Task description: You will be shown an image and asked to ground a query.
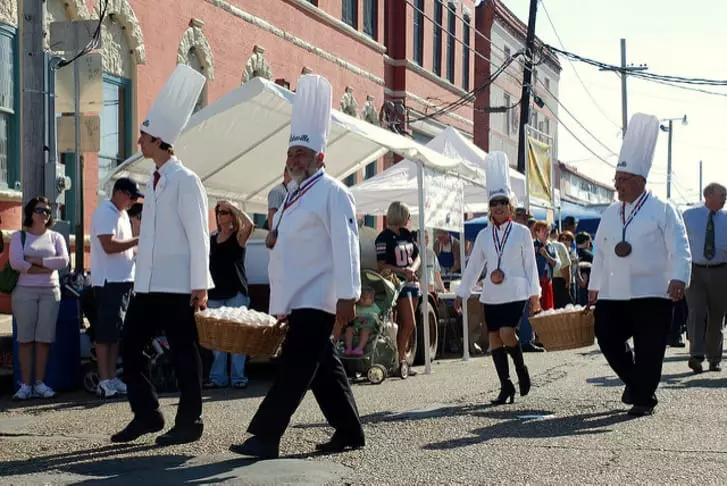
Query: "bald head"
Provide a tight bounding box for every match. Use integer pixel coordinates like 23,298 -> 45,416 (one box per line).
704,182 -> 726,212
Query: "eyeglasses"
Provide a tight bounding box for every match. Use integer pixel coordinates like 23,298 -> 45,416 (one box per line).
216,210 -> 231,216
489,199 -> 509,208
34,207 -> 51,216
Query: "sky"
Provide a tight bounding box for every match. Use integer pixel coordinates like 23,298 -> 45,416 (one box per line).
500,0 -> 727,204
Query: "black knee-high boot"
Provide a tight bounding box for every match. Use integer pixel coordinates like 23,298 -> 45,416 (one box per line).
506,345 -> 531,396
491,348 -> 515,405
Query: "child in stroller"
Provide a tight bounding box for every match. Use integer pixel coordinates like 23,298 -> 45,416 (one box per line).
343,287 -> 380,357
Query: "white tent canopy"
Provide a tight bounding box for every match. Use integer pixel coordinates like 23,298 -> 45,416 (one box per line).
350,126 -> 527,216
103,77 -> 479,214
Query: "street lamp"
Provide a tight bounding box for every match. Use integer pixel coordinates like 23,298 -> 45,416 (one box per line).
660,115 -> 688,200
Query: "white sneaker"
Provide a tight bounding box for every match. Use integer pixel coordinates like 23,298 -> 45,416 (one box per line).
111,378 -> 127,395
32,382 -> 56,399
96,380 -> 117,398
12,384 -> 32,401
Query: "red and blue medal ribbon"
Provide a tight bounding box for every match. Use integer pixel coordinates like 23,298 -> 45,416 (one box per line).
273,170 -> 325,233
492,220 -> 513,268
620,191 -> 649,240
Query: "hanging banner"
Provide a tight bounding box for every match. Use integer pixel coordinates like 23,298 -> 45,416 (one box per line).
423,167 -> 464,232
527,136 -> 553,204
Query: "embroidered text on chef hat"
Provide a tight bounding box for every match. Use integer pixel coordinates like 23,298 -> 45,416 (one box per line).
615,113 -> 660,179
288,74 -> 333,154
485,151 -> 515,204
141,64 -> 206,146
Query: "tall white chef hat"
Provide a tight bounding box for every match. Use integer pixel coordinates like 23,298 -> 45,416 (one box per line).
615,113 -> 660,179
485,151 -> 517,205
140,64 -> 206,146
288,74 -> 332,154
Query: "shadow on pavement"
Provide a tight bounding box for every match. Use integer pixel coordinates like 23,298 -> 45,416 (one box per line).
422,409 -> 634,451
585,376 -> 624,388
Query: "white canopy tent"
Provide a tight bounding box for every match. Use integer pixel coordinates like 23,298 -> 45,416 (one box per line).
102,77 -> 479,214
350,126 -> 526,216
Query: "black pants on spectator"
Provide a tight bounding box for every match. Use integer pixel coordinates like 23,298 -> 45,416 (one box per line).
595,298 -> 673,407
248,308 -> 363,444
552,277 -> 572,309
121,292 -> 202,426
669,297 -> 688,343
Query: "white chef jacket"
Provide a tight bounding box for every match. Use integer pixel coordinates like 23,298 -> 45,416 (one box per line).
268,168 -> 361,315
134,157 -> 214,294
588,191 -> 691,301
456,221 -> 541,304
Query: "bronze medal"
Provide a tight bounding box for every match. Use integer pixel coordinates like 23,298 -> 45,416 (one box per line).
490,268 -> 505,285
614,240 -> 632,257
265,230 -> 278,249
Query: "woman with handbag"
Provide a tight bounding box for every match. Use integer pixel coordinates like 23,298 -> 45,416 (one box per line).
9,196 -> 69,400
203,201 -> 255,389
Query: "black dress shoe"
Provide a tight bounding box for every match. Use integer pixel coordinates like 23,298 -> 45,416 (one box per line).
229,436 -> 279,459
621,387 -> 633,405
521,343 -> 545,353
155,420 -> 204,446
709,362 -> 722,372
627,405 -> 654,417
668,336 -> 686,347
688,357 -> 704,373
111,412 -> 165,443
315,433 -> 365,453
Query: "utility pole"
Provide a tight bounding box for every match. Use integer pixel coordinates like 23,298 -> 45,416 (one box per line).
599,39 -> 647,137
516,0 -> 538,175
21,0 -> 47,205
666,119 -> 673,200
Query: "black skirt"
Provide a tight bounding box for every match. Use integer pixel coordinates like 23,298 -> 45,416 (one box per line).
483,300 -> 527,332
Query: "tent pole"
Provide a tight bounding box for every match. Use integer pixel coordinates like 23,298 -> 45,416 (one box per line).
416,161 -> 432,375
460,204 -> 470,362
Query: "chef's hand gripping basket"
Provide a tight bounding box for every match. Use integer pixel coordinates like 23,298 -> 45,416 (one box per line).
529,306 -> 595,351
194,310 -> 288,358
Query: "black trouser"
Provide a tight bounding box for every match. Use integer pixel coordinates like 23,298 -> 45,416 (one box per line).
121,292 -> 202,426
669,297 -> 688,343
248,308 -> 363,443
552,277 -> 572,309
595,298 -> 673,407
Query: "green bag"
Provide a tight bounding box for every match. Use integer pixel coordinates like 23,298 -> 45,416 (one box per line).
0,231 -> 26,294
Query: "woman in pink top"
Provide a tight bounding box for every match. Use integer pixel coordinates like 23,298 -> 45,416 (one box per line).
9,196 -> 69,400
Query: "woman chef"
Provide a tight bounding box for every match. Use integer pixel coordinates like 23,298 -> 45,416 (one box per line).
455,152 -> 541,404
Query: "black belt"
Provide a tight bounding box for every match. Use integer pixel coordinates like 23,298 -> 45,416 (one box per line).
693,262 -> 727,269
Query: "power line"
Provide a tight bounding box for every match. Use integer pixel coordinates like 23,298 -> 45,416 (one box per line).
538,0 -> 621,131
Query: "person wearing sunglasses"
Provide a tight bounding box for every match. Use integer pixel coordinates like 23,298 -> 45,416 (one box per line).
455,152 -> 541,405
9,196 -> 69,400
90,177 -> 142,399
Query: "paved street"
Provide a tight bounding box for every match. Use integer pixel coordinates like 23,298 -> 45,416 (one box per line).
1,344 -> 726,485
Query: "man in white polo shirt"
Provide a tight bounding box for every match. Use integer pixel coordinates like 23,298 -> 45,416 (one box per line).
90,177 -> 142,398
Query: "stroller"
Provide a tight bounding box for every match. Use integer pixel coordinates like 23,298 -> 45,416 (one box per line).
78,283 -> 177,395
336,269 -> 406,384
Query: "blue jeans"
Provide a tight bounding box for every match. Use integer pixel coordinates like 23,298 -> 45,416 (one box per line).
208,293 -> 249,386
518,300 -> 535,345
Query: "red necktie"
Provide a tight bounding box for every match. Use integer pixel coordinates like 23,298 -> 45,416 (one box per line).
153,171 -> 160,190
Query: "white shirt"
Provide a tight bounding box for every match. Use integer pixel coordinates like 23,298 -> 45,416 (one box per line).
456,221 -> 541,304
135,158 -> 214,294
90,200 -> 135,286
589,191 -> 691,300
423,247 -> 441,287
268,169 -> 361,315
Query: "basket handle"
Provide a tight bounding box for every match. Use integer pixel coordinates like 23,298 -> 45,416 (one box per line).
581,305 -> 595,316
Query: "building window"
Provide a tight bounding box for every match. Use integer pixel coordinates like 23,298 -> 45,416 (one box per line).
363,0 -> 377,39
462,15 -> 471,90
365,161 -> 376,179
503,45 -> 511,64
446,3 -> 456,83
544,77 -> 551,92
503,93 -> 511,135
342,0 -> 358,28
413,0 -> 424,65
544,118 -> 550,135
99,74 -> 132,183
433,0 -> 443,76
305,0 -> 318,4
344,174 -> 356,187
0,25 -> 17,188
275,78 -> 290,89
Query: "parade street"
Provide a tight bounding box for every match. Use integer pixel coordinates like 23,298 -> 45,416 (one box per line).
0,345 -> 725,486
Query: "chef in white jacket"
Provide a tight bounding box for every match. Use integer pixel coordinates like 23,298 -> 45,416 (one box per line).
455,152 -> 541,405
588,113 -> 691,417
111,65 -> 213,445
230,74 -> 364,460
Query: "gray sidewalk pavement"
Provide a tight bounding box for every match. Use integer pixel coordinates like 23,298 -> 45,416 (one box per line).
1,344 -> 726,485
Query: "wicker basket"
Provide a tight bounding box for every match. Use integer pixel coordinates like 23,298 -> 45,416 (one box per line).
195,313 -> 287,358
529,308 -> 595,351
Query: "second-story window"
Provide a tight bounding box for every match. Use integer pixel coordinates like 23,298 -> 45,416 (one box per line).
433,0 -> 443,76
446,2 -> 456,83
343,0 -> 357,29
364,0 -> 377,39
462,14 -> 471,90
413,0 -> 424,65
